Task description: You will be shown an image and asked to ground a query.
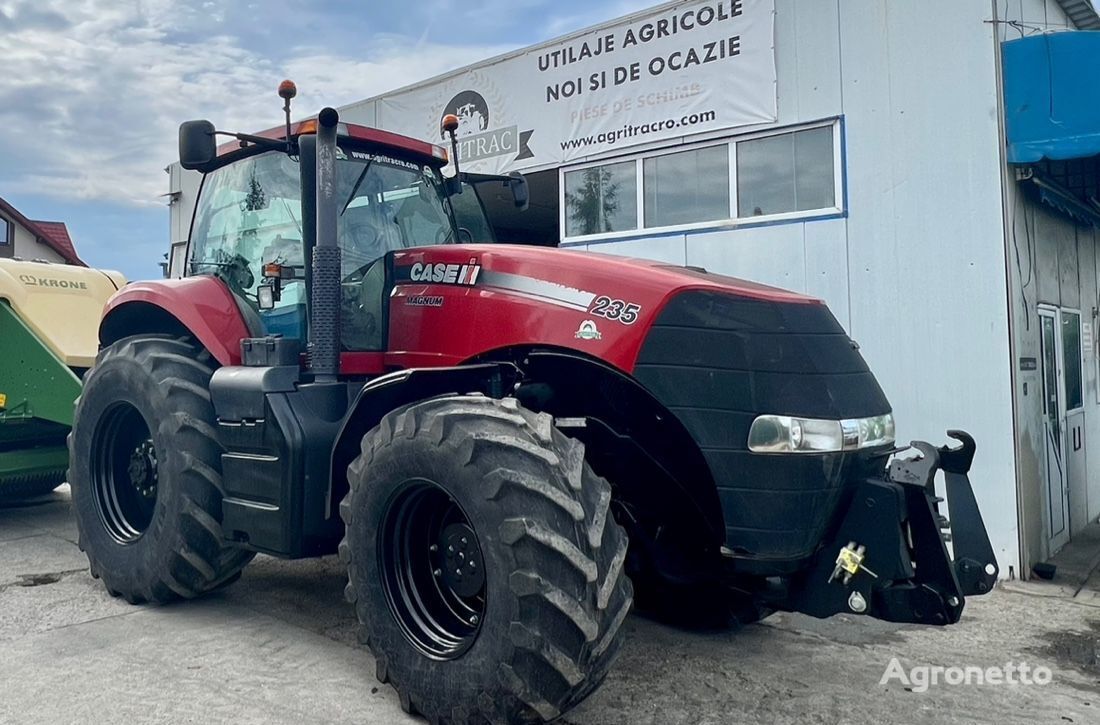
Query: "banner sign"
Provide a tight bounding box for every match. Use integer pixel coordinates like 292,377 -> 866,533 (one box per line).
373,0 -> 777,174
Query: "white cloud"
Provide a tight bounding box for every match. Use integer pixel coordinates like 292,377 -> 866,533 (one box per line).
0,1 -> 507,207
543,0 -> 661,40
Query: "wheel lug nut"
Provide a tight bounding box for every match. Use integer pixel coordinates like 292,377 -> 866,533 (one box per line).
470,615 -> 479,625
448,545 -> 454,553
433,569 -> 442,577
458,552 -> 465,561
430,544 -> 438,552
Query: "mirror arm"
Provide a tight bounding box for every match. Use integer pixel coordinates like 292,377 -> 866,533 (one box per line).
212,131 -> 292,153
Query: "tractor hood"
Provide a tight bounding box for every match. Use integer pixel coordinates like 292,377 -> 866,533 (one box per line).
387,243 -> 821,372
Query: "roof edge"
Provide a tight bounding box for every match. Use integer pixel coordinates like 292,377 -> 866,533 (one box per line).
1056,0 -> 1100,30
339,1 -> 686,114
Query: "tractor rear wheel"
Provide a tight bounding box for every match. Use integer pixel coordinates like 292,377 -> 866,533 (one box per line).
68,335 -> 253,604
341,394 -> 633,724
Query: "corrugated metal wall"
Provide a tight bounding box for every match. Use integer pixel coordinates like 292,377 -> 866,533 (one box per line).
578,0 -> 1024,575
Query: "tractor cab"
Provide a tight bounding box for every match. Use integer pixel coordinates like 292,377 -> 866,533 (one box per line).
178,84 -> 525,348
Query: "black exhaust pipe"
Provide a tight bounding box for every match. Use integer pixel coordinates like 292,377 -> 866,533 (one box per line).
310,107 -> 341,382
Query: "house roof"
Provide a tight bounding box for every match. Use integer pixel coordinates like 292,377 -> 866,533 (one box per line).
0,195 -> 84,265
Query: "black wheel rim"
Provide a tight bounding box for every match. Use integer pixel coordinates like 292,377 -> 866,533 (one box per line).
379,479 -> 486,660
91,402 -> 158,544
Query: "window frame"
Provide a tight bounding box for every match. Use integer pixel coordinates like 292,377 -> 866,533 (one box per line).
561,158 -> 641,238
559,118 -> 845,244
1061,307 -> 1084,415
0,215 -> 11,246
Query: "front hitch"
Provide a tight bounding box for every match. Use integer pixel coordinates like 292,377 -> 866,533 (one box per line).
785,430 -> 998,625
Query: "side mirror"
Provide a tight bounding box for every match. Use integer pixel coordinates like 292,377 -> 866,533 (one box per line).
507,172 -> 529,211
179,120 -> 217,171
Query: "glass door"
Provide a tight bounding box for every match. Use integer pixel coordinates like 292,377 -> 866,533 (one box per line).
1039,306 -> 1071,553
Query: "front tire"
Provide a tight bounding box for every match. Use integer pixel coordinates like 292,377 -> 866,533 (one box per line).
341,395 -> 633,724
68,335 -> 253,604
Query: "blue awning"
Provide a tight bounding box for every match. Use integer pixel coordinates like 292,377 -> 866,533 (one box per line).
1003,32 -> 1100,164
1029,172 -> 1100,226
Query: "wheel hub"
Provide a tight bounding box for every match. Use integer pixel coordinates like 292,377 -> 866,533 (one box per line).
378,480 -> 486,660
127,440 -> 158,499
91,403 -> 158,544
438,522 -> 484,598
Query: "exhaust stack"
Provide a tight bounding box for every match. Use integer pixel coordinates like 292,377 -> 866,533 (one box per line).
310,107 -> 341,382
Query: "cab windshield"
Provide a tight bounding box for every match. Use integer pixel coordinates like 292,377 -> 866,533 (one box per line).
188,148 -> 455,292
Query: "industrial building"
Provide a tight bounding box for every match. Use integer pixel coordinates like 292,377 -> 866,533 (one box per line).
168,0 -> 1100,579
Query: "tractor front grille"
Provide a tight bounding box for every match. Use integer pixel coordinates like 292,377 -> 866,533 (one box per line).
632,290 -> 891,562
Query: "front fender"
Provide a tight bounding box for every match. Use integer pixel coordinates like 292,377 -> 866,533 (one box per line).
100,277 -> 254,366
327,363 -> 521,517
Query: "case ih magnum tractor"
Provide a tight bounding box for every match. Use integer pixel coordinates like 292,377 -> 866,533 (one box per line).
69,86 -> 997,724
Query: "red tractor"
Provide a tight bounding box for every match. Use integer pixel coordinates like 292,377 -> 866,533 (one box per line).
69,86 -> 997,724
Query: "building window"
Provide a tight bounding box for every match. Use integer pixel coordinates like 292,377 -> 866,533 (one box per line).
1062,310 -> 1083,412
644,147 -> 729,228
559,119 -> 843,242
564,160 -> 638,237
0,216 -> 10,245
737,126 -> 835,217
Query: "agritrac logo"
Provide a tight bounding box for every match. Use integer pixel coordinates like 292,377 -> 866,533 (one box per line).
441,90 -> 534,164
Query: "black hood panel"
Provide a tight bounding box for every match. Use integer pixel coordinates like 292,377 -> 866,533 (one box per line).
632,290 -> 892,561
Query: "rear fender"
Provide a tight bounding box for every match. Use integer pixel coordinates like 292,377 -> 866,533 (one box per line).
99,278 -> 256,365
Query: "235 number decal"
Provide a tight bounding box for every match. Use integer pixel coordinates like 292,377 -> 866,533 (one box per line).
589,296 -> 641,325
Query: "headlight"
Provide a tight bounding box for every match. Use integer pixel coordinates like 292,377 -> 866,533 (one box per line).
747,413 -> 895,454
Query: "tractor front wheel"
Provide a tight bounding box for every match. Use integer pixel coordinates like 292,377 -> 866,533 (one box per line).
68,335 -> 253,604
341,394 -> 633,724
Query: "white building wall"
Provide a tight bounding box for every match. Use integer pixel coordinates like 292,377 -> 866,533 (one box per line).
578,0 -> 1022,574
166,163 -> 203,277
11,222 -> 64,263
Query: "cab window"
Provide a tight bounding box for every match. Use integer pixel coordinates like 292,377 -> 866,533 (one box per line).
188,149 -> 455,349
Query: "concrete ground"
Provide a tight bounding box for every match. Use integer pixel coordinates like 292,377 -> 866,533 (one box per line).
2,487 -> 1099,725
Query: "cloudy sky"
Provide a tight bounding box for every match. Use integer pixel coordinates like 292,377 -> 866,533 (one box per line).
0,0 -> 651,280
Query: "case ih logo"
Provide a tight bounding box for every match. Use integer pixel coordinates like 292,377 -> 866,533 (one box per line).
401,261 -> 481,286
18,274 -> 88,290
441,90 -> 534,164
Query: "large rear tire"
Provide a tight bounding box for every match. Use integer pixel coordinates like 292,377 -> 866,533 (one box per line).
68,335 -> 254,604
341,394 -> 633,724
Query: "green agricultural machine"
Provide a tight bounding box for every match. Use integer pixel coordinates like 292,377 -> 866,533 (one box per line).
0,258 -> 124,501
